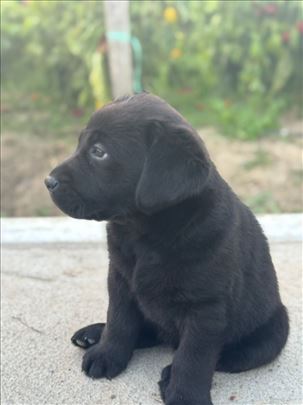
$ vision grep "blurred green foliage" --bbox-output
[1,0,108,110]
[1,0,303,139]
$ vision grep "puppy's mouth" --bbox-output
[50,194,86,219]
[48,186,109,222]
[85,211,106,221]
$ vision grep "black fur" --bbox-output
[46,93,289,405]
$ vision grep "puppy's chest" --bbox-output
[110,230,197,330]
[125,241,192,326]
[119,240,170,299]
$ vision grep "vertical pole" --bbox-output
[104,1,133,99]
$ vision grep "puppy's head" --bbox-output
[45,93,212,220]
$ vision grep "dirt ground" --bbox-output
[1,128,302,217]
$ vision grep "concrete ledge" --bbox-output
[1,213,302,244]
[1,216,106,244]
[1,214,302,405]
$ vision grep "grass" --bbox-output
[291,169,303,186]
[244,192,281,214]
[243,149,272,171]
[2,90,301,215]
[1,90,90,142]
[2,88,299,141]
[161,89,288,139]
[34,207,53,217]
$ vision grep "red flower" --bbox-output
[282,31,290,44]
[31,93,40,101]
[177,87,193,94]
[195,103,205,111]
[297,21,303,34]
[262,4,278,15]
[71,108,84,117]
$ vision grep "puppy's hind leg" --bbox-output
[216,305,289,373]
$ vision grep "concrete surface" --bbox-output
[1,215,302,405]
[2,214,302,244]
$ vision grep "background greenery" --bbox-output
[1,0,303,139]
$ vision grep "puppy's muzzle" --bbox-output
[44,175,59,192]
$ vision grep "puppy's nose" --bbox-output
[44,176,59,191]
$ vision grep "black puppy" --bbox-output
[45,93,289,405]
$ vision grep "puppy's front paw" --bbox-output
[82,344,127,379]
[159,365,213,405]
[71,323,104,349]
[166,400,212,405]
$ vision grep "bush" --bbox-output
[1,0,109,109]
[131,0,303,138]
[1,0,302,138]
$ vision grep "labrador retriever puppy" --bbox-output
[45,93,289,405]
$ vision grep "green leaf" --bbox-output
[271,49,293,94]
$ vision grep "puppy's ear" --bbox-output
[136,121,211,214]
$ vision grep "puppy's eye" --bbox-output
[90,144,108,160]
